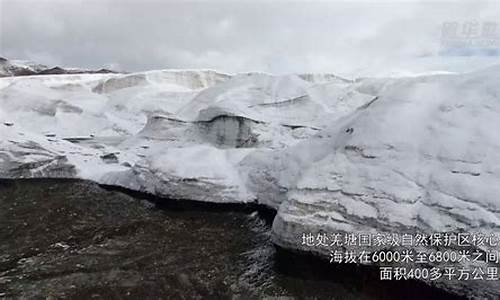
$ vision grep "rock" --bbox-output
[100,153,119,164]
[62,136,94,143]
[53,242,70,250]
[176,273,192,287]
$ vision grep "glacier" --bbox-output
[1,62,500,298]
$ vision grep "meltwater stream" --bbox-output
[0,180,461,299]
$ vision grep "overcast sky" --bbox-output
[1,0,499,76]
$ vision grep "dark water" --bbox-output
[0,180,462,299]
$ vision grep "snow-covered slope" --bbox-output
[1,64,499,297]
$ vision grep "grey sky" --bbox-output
[1,0,499,76]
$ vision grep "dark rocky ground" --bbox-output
[0,179,463,299]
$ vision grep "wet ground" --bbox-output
[0,179,462,299]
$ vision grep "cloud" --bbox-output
[1,0,499,76]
